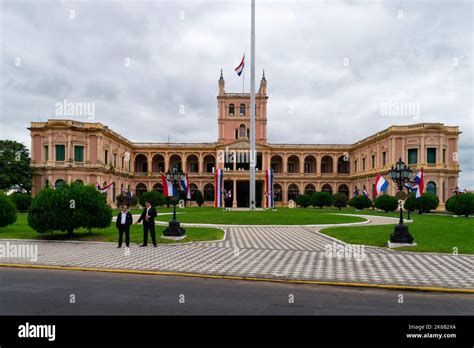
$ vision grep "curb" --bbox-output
[0,263,472,294]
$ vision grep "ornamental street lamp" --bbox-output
[163,165,186,237]
[388,158,414,244]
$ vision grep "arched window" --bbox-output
[337,155,350,173]
[273,183,282,201]
[338,184,349,198]
[54,179,64,189]
[134,154,148,173]
[240,103,246,116]
[304,184,316,195]
[321,156,333,173]
[204,183,215,201]
[135,183,147,197]
[153,183,163,194]
[75,179,84,185]
[426,181,437,196]
[229,104,235,116]
[288,184,299,201]
[239,124,247,138]
[321,184,333,195]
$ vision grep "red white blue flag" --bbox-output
[265,169,274,208]
[161,175,177,197]
[413,168,424,198]
[214,169,224,207]
[96,182,113,193]
[234,54,245,76]
[180,174,191,199]
[374,174,389,198]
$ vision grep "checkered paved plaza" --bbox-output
[0,215,472,290]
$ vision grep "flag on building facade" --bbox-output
[180,174,191,199]
[234,54,245,76]
[413,168,424,198]
[362,188,369,198]
[96,182,114,193]
[214,169,224,207]
[161,175,177,197]
[374,174,389,198]
[265,169,274,208]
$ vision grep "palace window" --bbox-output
[104,149,108,165]
[427,148,437,164]
[362,158,366,171]
[74,145,84,162]
[408,149,418,164]
[382,152,387,166]
[354,160,358,172]
[228,104,235,116]
[442,149,446,164]
[55,145,65,161]
[371,154,375,169]
[240,103,246,116]
[239,124,247,138]
[426,181,437,195]
[44,145,49,161]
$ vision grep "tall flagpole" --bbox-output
[249,0,256,210]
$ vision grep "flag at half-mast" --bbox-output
[234,54,245,76]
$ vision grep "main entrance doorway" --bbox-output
[236,180,263,208]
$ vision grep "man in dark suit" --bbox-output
[136,200,157,247]
[116,204,133,248]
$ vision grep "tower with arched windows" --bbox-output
[217,70,268,144]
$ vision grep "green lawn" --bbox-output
[142,206,366,225]
[0,213,223,245]
[320,213,474,254]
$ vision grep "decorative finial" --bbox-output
[220,68,223,79]
[262,69,266,80]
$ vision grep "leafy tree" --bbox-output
[373,194,398,212]
[349,195,372,210]
[0,192,17,227]
[419,192,439,213]
[311,192,332,209]
[10,192,32,212]
[404,192,439,214]
[331,192,348,210]
[296,194,311,208]
[0,140,36,193]
[139,191,165,207]
[446,193,474,217]
[28,183,112,236]
[403,192,418,213]
[194,190,204,207]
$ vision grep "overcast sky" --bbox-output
[1,0,472,187]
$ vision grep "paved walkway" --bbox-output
[0,215,473,291]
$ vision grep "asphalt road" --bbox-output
[0,267,473,315]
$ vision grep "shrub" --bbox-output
[373,194,398,212]
[404,192,439,214]
[349,195,372,210]
[331,192,348,210]
[139,191,165,207]
[194,190,204,207]
[296,194,311,208]
[0,192,17,227]
[10,192,32,212]
[446,193,474,217]
[115,192,138,208]
[28,182,112,236]
[311,192,332,209]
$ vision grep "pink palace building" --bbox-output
[29,72,461,208]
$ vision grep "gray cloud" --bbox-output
[0,0,472,187]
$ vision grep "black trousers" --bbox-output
[143,221,156,246]
[118,225,130,247]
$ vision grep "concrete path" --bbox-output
[1,214,472,292]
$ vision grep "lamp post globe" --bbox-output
[388,158,414,244]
